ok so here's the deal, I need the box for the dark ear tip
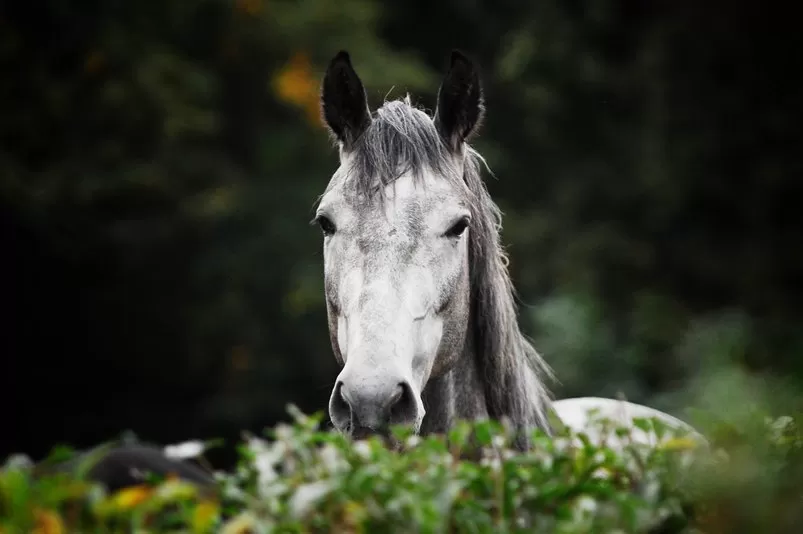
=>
[449,49,474,69]
[332,50,352,66]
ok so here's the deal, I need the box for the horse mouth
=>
[346,423,404,451]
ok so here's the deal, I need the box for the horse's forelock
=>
[340,98,460,201]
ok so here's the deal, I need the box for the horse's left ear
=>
[434,50,485,153]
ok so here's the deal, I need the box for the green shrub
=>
[2,406,801,533]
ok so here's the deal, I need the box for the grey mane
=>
[333,96,556,438]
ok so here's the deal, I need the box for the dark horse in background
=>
[19,49,702,494]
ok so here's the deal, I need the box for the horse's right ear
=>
[321,51,372,150]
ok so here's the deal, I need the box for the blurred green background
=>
[3,0,801,466]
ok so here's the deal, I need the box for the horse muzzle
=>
[328,372,424,438]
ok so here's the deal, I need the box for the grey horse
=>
[316,49,703,450]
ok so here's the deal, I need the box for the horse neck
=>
[419,325,489,436]
[419,291,554,449]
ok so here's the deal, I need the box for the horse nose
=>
[329,378,419,435]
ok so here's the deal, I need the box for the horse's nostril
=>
[386,384,404,408]
[336,381,350,405]
[329,381,352,427]
[388,381,417,426]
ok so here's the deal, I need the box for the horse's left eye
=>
[444,217,470,238]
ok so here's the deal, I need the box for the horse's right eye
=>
[316,215,336,236]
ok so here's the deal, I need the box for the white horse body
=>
[551,396,706,448]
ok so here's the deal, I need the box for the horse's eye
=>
[315,215,336,236]
[444,217,470,238]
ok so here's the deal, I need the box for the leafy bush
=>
[2,406,801,533]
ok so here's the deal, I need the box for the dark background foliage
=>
[3,0,801,468]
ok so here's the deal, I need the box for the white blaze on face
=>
[319,168,470,423]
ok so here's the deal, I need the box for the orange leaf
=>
[272,52,324,128]
[32,509,64,534]
[111,485,153,510]
[192,500,221,533]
